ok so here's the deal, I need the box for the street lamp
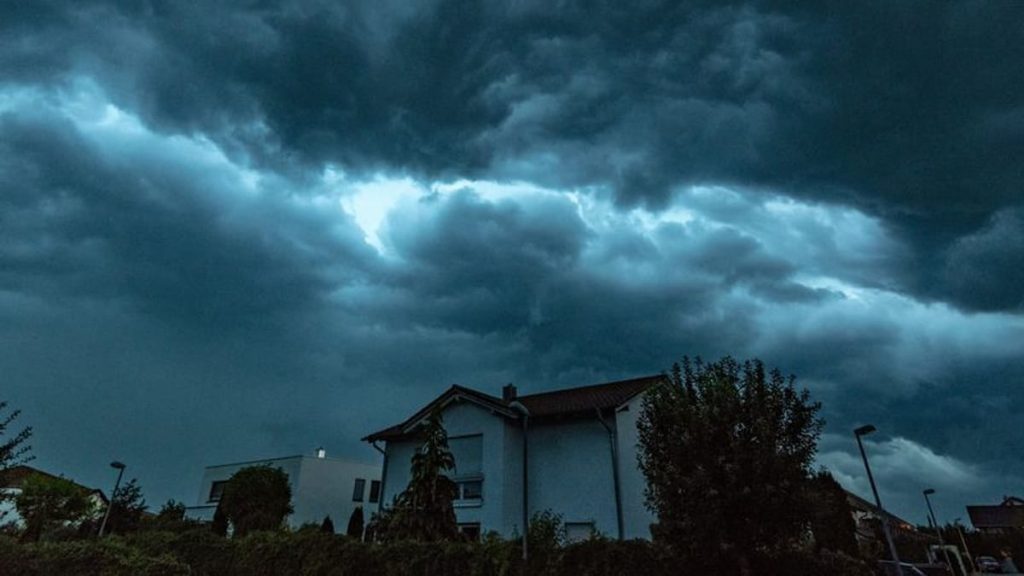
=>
[98,461,126,537]
[922,489,954,570]
[854,425,902,575]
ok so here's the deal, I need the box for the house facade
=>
[185,451,382,531]
[0,465,108,528]
[363,376,663,541]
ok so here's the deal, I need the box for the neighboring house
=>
[363,376,665,541]
[0,465,108,527]
[967,496,1024,533]
[185,450,382,531]
[846,490,918,544]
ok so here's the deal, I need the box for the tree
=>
[808,470,859,556]
[321,515,335,534]
[217,466,293,537]
[346,507,363,538]
[15,473,95,541]
[637,356,824,571]
[0,401,32,472]
[103,478,148,534]
[0,401,33,523]
[211,502,228,536]
[145,499,199,532]
[373,408,458,542]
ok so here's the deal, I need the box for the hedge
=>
[0,531,872,576]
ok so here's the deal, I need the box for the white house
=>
[185,450,382,531]
[0,465,108,528]
[363,376,664,541]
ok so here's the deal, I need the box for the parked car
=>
[976,555,1002,573]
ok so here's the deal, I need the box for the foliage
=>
[807,470,859,555]
[15,473,96,541]
[211,502,229,536]
[143,499,201,533]
[321,515,335,534]
[638,356,824,569]
[0,401,33,523]
[373,408,458,542]
[0,401,33,473]
[526,510,566,575]
[0,535,188,576]
[559,538,673,576]
[80,478,148,536]
[0,528,872,576]
[217,466,293,537]
[346,507,363,538]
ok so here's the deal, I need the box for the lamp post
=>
[922,489,954,571]
[98,461,126,537]
[854,425,902,575]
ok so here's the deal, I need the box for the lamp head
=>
[854,424,877,437]
[110,461,126,470]
[924,488,936,495]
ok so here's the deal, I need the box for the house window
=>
[455,478,483,503]
[369,480,381,503]
[352,478,366,502]
[457,522,481,542]
[207,481,227,503]
[448,434,482,477]
[450,434,483,505]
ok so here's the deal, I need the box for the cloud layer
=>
[2,0,1023,524]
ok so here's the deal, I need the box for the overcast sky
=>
[2,0,1022,526]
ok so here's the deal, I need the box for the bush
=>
[749,547,873,576]
[0,528,874,576]
[557,538,673,576]
[0,535,188,576]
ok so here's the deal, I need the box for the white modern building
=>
[185,450,382,531]
[363,376,664,541]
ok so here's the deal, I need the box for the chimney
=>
[315,447,326,459]
[502,384,517,402]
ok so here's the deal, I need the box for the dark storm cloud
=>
[8,0,1021,310]
[0,103,376,330]
[2,0,1024,524]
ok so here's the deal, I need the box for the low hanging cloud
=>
[818,434,993,525]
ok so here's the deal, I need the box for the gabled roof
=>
[363,375,665,442]
[967,496,1024,529]
[0,465,108,503]
[517,375,663,417]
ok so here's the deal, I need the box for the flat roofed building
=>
[185,451,381,531]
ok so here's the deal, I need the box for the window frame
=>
[453,476,484,507]
[207,480,228,503]
[368,479,381,503]
[352,478,366,502]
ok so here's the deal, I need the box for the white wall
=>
[381,399,516,536]
[295,457,381,531]
[528,416,618,538]
[379,392,659,540]
[616,392,657,539]
[188,455,381,530]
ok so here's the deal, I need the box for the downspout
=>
[371,441,388,517]
[596,408,624,541]
[509,401,530,561]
